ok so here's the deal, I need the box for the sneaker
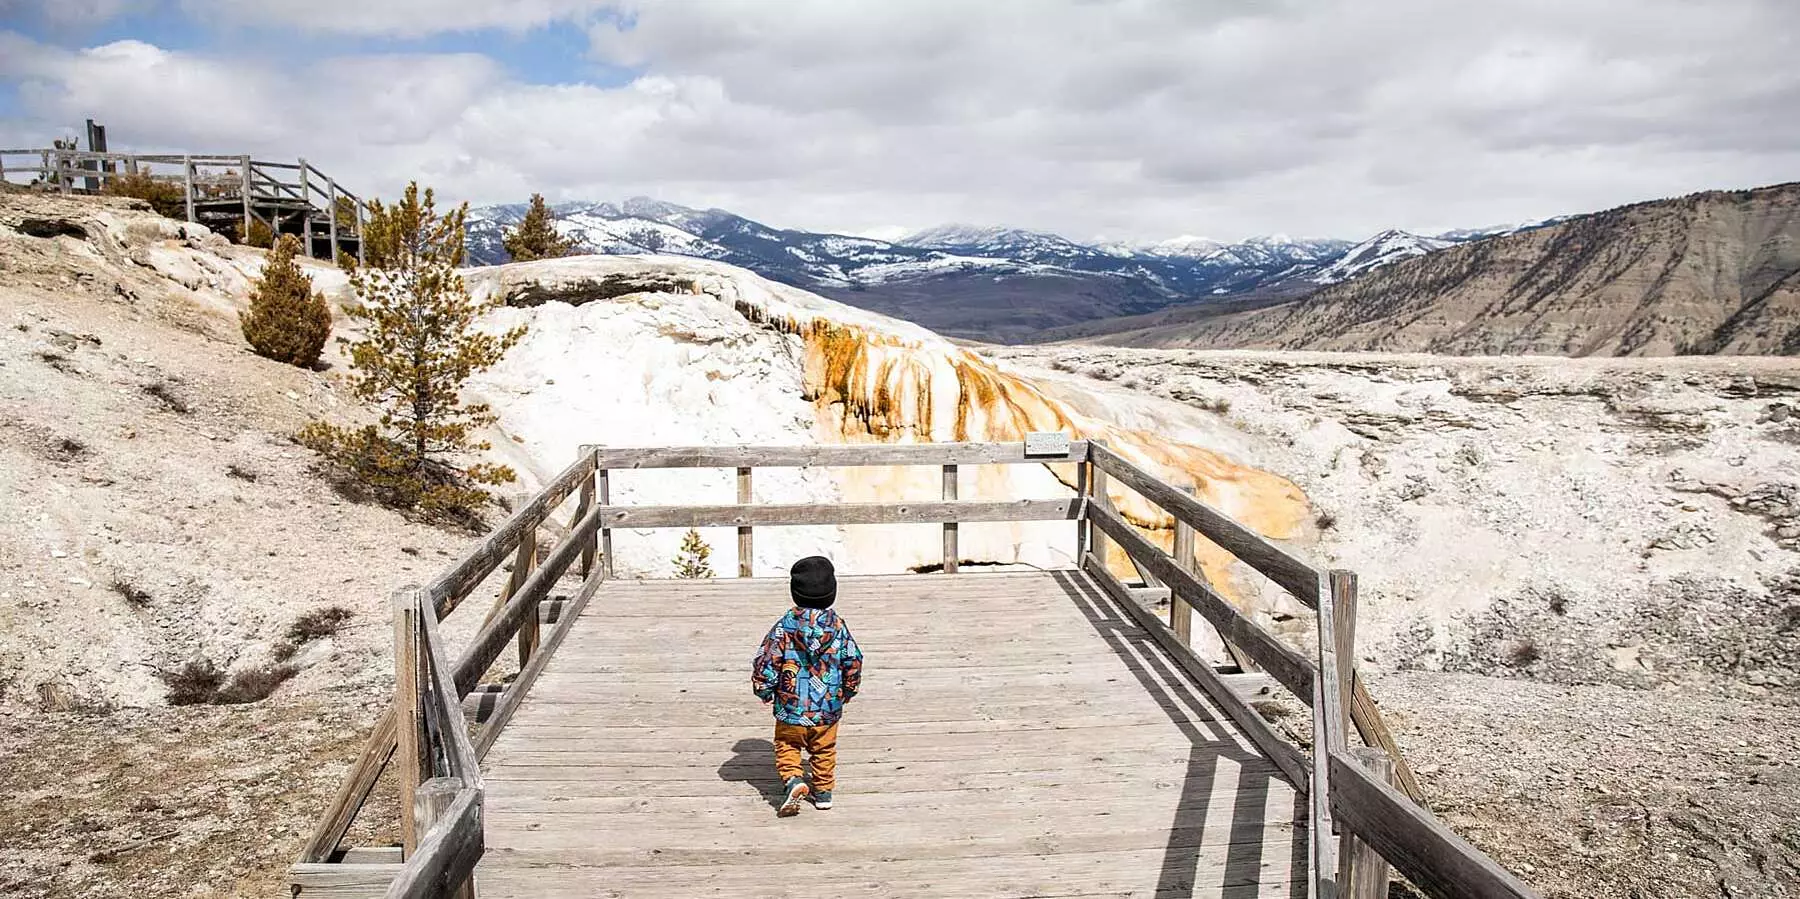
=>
[810,789,833,810]
[777,777,809,817]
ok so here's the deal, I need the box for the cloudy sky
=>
[2,0,1796,243]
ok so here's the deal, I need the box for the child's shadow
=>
[718,738,783,810]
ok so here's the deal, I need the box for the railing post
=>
[942,463,958,573]
[1341,746,1395,899]
[1172,486,1196,645]
[576,446,597,578]
[182,156,195,223]
[599,468,613,578]
[738,466,754,577]
[239,154,252,241]
[1074,447,1090,561]
[355,199,366,266]
[1086,441,1112,571]
[507,496,541,668]
[327,179,339,259]
[392,586,426,857]
[1311,569,1356,899]
[297,158,312,257]
[412,777,477,899]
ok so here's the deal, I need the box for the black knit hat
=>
[790,556,837,609]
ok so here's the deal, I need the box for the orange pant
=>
[773,721,839,792]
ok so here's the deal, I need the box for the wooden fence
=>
[0,147,364,262]
[290,440,1541,899]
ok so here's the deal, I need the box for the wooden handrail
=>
[426,450,596,615]
[593,440,1091,469]
[590,498,1080,529]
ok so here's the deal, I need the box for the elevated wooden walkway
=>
[1,146,364,261]
[289,441,1543,899]
[481,572,1303,897]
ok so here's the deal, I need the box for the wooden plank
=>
[392,588,422,856]
[1086,504,1315,700]
[592,498,1081,528]
[1091,443,1320,605]
[592,440,1092,469]
[427,450,594,615]
[737,466,753,577]
[290,861,400,893]
[942,463,958,573]
[1074,453,1090,560]
[239,154,251,238]
[1329,752,1541,899]
[474,568,609,758]
[1342,747,1395,899]
[1077,559,1310,792]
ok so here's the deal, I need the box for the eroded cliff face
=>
[466,255,1312,596]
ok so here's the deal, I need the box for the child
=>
[752,556,864,817]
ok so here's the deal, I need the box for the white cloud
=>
[4,0,1798,241]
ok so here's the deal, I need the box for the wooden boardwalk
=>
[477,570,1306,898]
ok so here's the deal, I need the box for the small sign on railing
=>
[1024,431,1072,457]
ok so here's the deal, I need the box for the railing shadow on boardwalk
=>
[1053,569,1308,897]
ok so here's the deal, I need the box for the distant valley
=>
[465,197,1544,343]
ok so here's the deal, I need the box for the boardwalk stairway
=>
[289,441,1543,899]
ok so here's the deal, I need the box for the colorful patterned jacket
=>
[752,607,863,727]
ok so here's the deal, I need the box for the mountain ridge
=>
[464,196,1529,342]
[1073,182,1800,356]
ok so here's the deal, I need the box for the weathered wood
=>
[392,588,423,856]
[416,589,481,786]
[1342,747,1395,899]
[942,463,959,573]
[239,154,251,238]
[384,789,481,899]
[737,466,753,578]
[592,498,1081,529]
[427,451,595,616]
[182,156,195,223]
[1086,503,1316,700]
[598,468,613,579]
[290,861,401,894]
[575,448,597,577]
[479,570,1308,897]
[1090,443,1321,605]
[475,568,609,757]
[453,503,601,700]
[1172,487,1197,645]
[1079,557,1312,793]
[327,178,339,256]
[1329,752,1541,899]
[592,440,1092,470]
[409,779,474,899]
[1311,569,1343,899]
[298,158,312,252]
[1074,454,1090,560]
[1088,443,1113,571]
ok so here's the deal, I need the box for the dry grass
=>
[214,665,298,704]
[110,578,152,609]
[159,660,225,706]
[142,380,190,414]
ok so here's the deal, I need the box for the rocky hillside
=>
[1081,182,1800,356]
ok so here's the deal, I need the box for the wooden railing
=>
[1079,443,1540,899]
[0,147,365,262]
[290,439,1541,899]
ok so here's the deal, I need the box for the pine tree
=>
[240,234,332,367]
[299,182,526,523]
[672,529,715,578]
[501,193,574,262]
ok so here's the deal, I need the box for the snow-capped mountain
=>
[464,197,1541,342]
[1307,230,1457,285]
